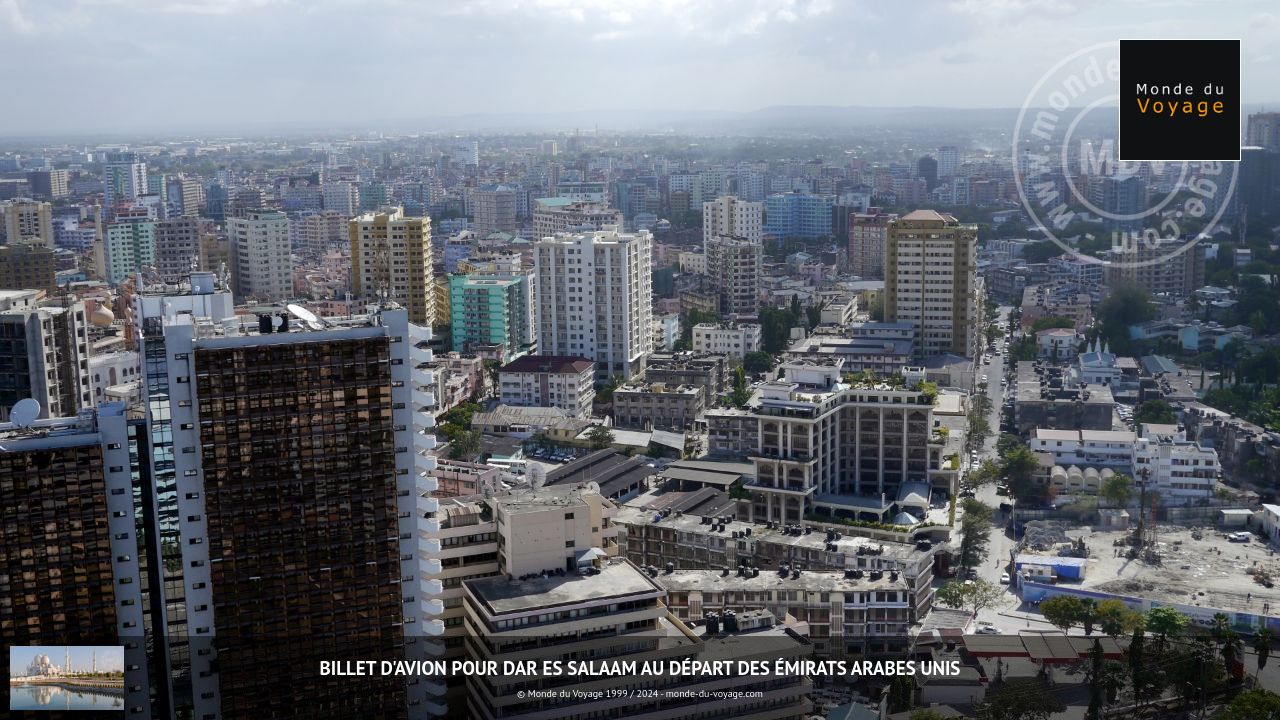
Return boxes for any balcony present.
[421,679,447,697]
[424,699,448,716]
[422,538,442,555]
[412,389,436,408]
[424,619,446,636]
[422,558,443,575]
[408,324,432,344]
[423,598,445,616]
[420,475,439,493]
[421,640,445,657]
[412,366,436,386]
[416,412,435,429]
[418,456,438,472]
[420,577,443,595]
[415,431,438,451]
[420,517,441,534]
[418,495,439,514]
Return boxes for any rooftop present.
[657,568,907,594]
[465,559,664,616]
[499,355,593,375]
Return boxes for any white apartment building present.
[691,322,761,359]
[227,209,292,301]
[1133,423,1221,500]
[535,227,653,382]
[498,355,595,418]
[1030,429,1136,470]
[322,181,359,217]
[703,195,763,247]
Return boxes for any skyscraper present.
[323,180,360,217]
[350,207,436,326]
[849,208,896,280]
[103,152,148,219]
[1091,174,1146,232]
[705,235,762,319]
[0,294,91,419]
[937,146,959,179]
[1,198,53,246]
[702,195,763,247]
[885,210,980,358]
[471,184,518,236]
[103,219,157,285]
[153,216,201,283]
[448,273,535,361]
[916,155,939,191]
[227,209,292,301]
[535,227,653,382]
[763,192,834,239]
[1247,111,1280,150]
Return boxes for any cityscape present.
[3,2,1280,720]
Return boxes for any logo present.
[1013,41,1238,270]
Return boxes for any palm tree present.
[1254,627,1275,680]
[1222,630,1244,683]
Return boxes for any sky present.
[1,0,1279,135]
[10,646,125,675]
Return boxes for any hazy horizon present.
[3,0,1280,136]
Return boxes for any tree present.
[596,375,622,404]
[958,499,993,570]
[1146,606,1189,647]
[868,295,885,322]
[1254,627,1274,678]
[936,579,1004,616]
[1095,282,1155,354]
[729,366,751,408]
[1100,473,1135,508]
[996,433,1023,457]
[1218,688,1280,720]
[1086,639,1105,720]
[1040,595,1086,633]
[743,351,774,374]
[1094,599,1142,638]
[586,425,615,450]
[1133,399,1177,426]
[968,459,1002,488]
[1030,316,1075,332]
[975,678,1066,720]
[448,430,482,460]
[1002,445,1044,505]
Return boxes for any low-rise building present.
[614,382,706,431]
[691,322,761,359]
[645,351,729,398]
[1133,422,1221,499]
[498,355,595,418]
[1035,327,1081,360]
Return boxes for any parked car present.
[1000,572,1011,584]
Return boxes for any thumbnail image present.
[9,646,125,712]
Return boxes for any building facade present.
[498,355,595,418]
[228,210,292,302]
[884,210,980,358]
[350,207,436,326]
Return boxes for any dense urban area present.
[4,109,1280,720]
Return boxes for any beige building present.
[153,217,201,283]
[0,244,56,292]
[1104,237,1205,299]
[298,210,347,257]
[885,209,980,358]
[848,208,894,279]
[613,382,706,431]
[1,199,53,247]
[227,210,292,302]
[531,198,622,238]
[471,184,518,236]
[498,355,595,418]
[350,207,436,326]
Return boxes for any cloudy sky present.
[1,0,1278,135]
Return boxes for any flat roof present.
[658,569,906,594]
[466,560,662,616]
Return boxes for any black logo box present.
[1119,39,1241,162]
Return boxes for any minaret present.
[65,647,70,676]
[93,649,97,674]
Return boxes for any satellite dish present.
[9,398,40,429]
[271,314,285,329]
[286,303,327,331]
[583,481,600,496]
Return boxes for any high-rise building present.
[535,227,653,382]
[447,273,535,361]
[103,152,148,219]
[916,155,939,191]
[0,243,57,292]
[885,209,980,358]
[26,168,69,199]
[531,198,622,238]
[471,184,518,236]
[128,279,443,718]
[705,235,762,318]
[153,217,201,283]
[1104,237,1205,298]
[350,207,436,326]
[322,181,360,217]
[848,207,895,280]
[298,209,347,256]
[1090,174,1145,232]
[164,174,205,218]
[937,146,959,178]
[764,192,834,239]
[228,209,292,302]
[0,402,151,717]
[453,140,479,167]
[1,198,53,246]
[1239,146,1280,221]
[104,220,157,285]
[0,294,91,420]
[702,195,763,247]
[1247,111,1280,150]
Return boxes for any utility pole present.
[1136,467,1150,548]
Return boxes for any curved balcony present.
[420,577,443,595]
[424,619,446,636]
[415,412,436,429]
[424,699,449,716]
[420,475,439,493]
[422,558,443,575]
[412,389,436,408]
[418,495,439,514]
[411,345,434,363]
[420,517,441,534]
[412,366,436,386]
[408,324,432,344]
[422,641,446,658]
[423,598,445,616]
[421,679,448,697]
[415,431,437,451]
[422,538,442,555]
[418,456,438,472]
